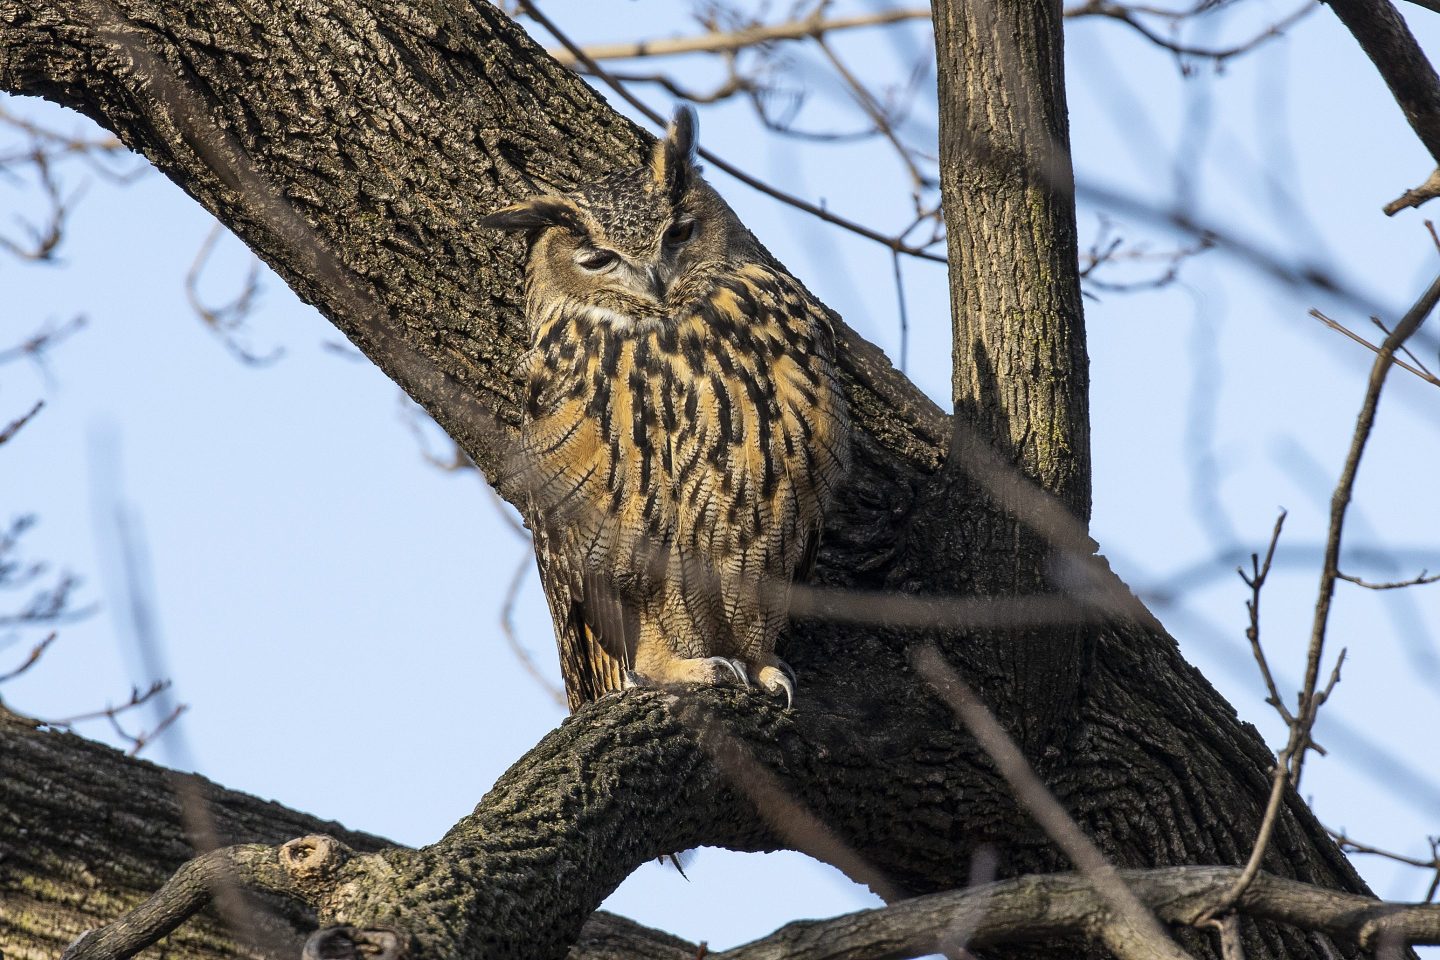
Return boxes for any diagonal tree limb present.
[1324,0,1440,212]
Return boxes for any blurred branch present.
[523,1,948,263]
[1064,1,1316,66]
[0,630,57,683]
[46,680,188,756]
[1337,569,1440,589]
[1079,216,1214,293]
[552,2,1306,68]
[0,399,43,446]
[0,103,144,182]
[185,222,281,366]
[547,8,931,64]
[0,313,87,368]
[0,146,81,261]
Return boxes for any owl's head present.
[482,108,748,325]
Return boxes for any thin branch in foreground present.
[681,699,905,904]
[910,646,1192,960]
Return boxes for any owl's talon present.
[708,656,749,687]
[622,670,643,690]
[755,664,795,709]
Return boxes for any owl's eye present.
[662,218,696,247]
[575,249,619,272]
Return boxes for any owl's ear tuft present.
[480,197,587,236]
[651,106,698,204]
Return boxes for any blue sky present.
[3,0,1438,951]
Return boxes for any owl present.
[483,109,849,712]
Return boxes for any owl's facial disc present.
[572,243,668,305]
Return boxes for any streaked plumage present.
[483,110,848,711]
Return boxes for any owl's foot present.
[752,659,796,709]
[634,655,750,690]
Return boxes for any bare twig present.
[42,680,189,755]
[891,250,909,373]
[553,3,1306,69]
[0,630,58,683]
[1239,511,1290,722]
[1301,273,1440,755]
[499,547,566,709]
[546,9,932,64]
[1078,216,1214,292]
[1210,272,1440,921]
[184,222,281,366]
[1385,168,1440,216]
[0,399,43,446]
[1330,828,1440,874]
[0,313,87,368]
[1063,0,1316,66]
[1337,569,1440,589]
[0,146,82,261]
[1310,309,1440,388]
[0,104,143,182]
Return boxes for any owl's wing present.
[531,512,638,712]
[795,521,821,583]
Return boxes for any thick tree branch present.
[712,868,1440,960]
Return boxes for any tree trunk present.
[0,1,1375,957]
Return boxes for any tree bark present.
[0,1,1377,958]
[0,704,698,960]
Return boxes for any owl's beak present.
[645,264,668,301]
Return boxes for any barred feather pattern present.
[520,261,849,711]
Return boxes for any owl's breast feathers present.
[521,262,849,710]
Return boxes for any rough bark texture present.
[0,1,1377,958]
[0,705,697,959]
[0,706,388,959]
